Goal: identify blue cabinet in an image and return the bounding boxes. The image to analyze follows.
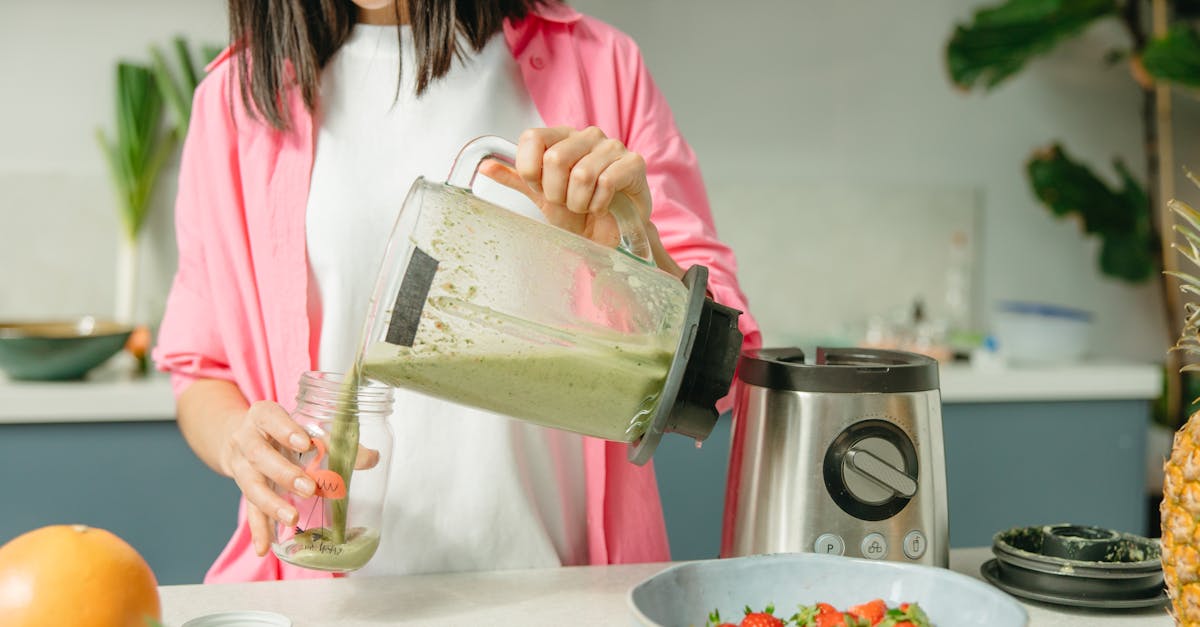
[655,400,1151,560]
[0,398,1152,581]
[1,421,241,585]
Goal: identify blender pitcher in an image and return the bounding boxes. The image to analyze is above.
[358,136,742,463]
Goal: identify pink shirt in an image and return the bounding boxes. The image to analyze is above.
[153,3,761,583]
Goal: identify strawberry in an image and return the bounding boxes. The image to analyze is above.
[792,604,821,626]
[740,605,784,627]
[847,599,887,625]
[814,612,847,627]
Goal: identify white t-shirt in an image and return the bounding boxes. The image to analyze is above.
[305,24,588,575]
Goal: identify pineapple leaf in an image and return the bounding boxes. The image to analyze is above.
[1171,241,1200,268]
[1166,271,1200,291]
[1185,167,1200,190]
[1172,225,1200,256]
[1169,199,1200,236]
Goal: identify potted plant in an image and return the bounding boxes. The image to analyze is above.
[96,37,221,372]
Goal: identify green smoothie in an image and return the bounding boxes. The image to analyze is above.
[275,526,380,572]
[362,336,674,442]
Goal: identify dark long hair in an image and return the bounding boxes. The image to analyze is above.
[227,0,551,129]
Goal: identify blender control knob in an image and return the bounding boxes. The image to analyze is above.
[847,446,917,497]
[823,421,920,521]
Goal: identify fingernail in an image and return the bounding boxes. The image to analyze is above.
[290,434,310,450]
[294,477,315,495]
[277,507,296,524]
[255,541,267,555]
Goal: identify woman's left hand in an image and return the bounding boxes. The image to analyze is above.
[479,126,685,278]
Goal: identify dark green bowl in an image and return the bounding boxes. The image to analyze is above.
[0,318,134,381]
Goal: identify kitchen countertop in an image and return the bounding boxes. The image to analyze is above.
[0,362,1162,424]
[0,372,175,423]
[159,547,1170,626]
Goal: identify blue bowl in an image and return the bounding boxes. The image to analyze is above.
[0,318,134,381]
[629,553,1027,626]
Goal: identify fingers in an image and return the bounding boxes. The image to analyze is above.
[536,127,606,208]
[248,504,271,556]
[233,422,315,498]
[566,139,625,214]
[516,126,573,195]
[248,400,311,453]
[230,455,298,530]
[478,160,539,205]
[516,126,651,222]
[590,152,652,220]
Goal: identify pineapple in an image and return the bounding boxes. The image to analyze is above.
[1161,176,1200,624]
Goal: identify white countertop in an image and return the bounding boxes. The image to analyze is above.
[937,362,1162,404]
[0,362,1162,424]
[0,370,176,424]
[159,548,1170,626]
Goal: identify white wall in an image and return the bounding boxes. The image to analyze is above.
[0,0,1183,362]
[571,0,1181,361]
[0,1,226,322]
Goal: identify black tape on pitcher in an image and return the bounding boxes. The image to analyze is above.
[386,247,439,347]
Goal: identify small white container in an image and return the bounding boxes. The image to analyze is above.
[992,301,1093,365]
[181,611,291,627]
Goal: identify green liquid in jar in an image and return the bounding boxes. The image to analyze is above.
[275,526,381,572]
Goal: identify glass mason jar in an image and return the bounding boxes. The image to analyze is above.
[270,371,394,573]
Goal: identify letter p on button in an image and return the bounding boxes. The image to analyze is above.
[813,533,845,556]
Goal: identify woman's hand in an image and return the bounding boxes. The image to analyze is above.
[478,126,685,278]
[221,401,379,556]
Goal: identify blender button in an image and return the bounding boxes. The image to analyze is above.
[903,530,927,559]
[861,533,888,560]
[813,533,845,556]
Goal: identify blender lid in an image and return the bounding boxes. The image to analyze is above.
[628,265,743,465]
[738,347,939,393]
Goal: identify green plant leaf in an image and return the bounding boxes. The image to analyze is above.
[173,36,200,92]
[1102,232,1157,281]
[150,45,190,137]
[945,0,1119,91]
[1027,145,1138,232]
[1026,143,1157,283]
[1142,23,1200,88]
[98,60,167,240]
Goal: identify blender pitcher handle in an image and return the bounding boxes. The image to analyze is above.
[446,135,655,265]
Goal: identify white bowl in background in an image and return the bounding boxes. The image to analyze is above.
[992,301,1093,365]
[628,553,1027,627]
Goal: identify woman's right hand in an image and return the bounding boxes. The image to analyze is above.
[222,401,316,557]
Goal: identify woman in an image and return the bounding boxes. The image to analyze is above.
[154,0,761,582]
